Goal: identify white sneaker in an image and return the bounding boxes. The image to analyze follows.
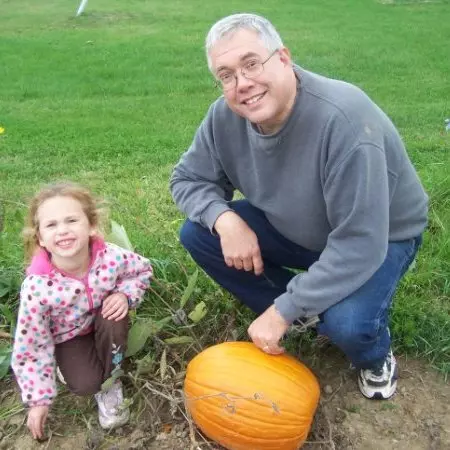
[358,349,398,400]
[94,380,130,429]
[56,366,67,385]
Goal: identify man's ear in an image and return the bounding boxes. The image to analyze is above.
[278,47,292,67]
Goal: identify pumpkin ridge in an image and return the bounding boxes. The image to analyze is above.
[189,351,318,391]
[194,408,306,445]
[185,379,311,422]
[185,366,319,411]
[197,403,313,430]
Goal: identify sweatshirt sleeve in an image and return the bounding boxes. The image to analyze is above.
[11,277,57,407]
[275,144,390,322]
[112,247,153,309]
[170,104,235,232]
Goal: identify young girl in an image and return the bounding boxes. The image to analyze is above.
[11,182,153,440]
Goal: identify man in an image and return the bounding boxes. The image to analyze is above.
[170,13,428,400]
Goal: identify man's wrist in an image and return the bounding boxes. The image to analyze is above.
[273,304,290,326]
[274,295,301,325]
[213,210,236,235]
[203,202,232,233]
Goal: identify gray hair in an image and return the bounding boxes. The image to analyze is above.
[205,13,284,71]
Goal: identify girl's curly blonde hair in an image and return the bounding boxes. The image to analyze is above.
[23,182,106,262]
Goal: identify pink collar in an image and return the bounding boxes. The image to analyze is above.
[27,237,106,276]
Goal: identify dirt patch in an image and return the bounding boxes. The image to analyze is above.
[1,344,449,449]
[307,349,450,449]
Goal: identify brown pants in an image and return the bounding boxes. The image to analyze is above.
[55,314,128,396]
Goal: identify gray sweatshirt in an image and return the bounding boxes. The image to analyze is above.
[170,66,428,322]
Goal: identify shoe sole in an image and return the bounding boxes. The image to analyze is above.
[98,409,130,429]
[358,376,397,400]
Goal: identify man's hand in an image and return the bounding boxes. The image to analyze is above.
[102,293,129,321]
[27,405,49,440]
[248,305,290,354]
[214,211,264,275]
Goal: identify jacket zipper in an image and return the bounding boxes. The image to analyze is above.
[56,252,98,312]
[82,272,94,311]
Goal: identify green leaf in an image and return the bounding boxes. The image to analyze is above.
[188,301,207,323]
[0,304,15,328]
[0,278,14,298]
[101,368,124,391]
[135,354,154,376]
[164,336,194,345]
[0,344,12,380]
[0,362,9,379]
[100,377,113,391]
[180,269,198,308]
[125,317,171,357]
[0,343,12,355]
[107,220,134,251]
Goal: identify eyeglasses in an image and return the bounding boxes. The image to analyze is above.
[215,50,279,91]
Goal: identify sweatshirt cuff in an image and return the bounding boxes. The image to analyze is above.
[28,398,53,408]
[274,292,306,324]
[201,202,233,233]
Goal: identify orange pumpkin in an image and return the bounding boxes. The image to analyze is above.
[184,341,320,450]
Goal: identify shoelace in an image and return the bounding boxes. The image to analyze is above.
[365,359,389,381]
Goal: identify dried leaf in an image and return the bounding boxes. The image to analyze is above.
[160,348,167,381]
[172,308,187,325]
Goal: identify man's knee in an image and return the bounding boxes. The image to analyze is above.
[320,314,379,347]
[179,219,215,255]
[322,320,354,344]
[180,219,200,250]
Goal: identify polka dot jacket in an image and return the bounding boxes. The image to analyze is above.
[11,238,153,407]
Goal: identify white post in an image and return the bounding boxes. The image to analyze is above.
[76,0,89,16]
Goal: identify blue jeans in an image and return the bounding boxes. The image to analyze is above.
[180,200,422,369]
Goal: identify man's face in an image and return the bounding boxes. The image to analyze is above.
[209,29,295,133]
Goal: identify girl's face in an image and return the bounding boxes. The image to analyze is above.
[37,196,95,271]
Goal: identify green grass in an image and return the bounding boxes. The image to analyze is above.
[0,0,449,380]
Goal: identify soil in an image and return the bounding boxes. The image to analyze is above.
[1,343,449,450]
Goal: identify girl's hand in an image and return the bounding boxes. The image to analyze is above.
[27,405,49,440]
[102,293,129,321]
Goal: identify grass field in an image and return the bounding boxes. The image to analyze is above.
[0,0,449,393]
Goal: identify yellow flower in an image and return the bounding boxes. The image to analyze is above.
[0,127,5,134]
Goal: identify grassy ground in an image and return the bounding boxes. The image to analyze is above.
[0,0,449,430]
